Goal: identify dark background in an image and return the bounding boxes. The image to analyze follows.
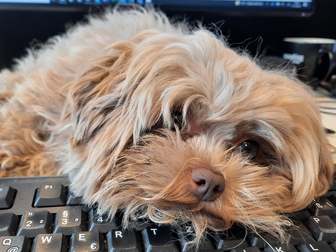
[0,0,335,70]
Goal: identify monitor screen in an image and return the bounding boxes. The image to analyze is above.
[0,0,315,17]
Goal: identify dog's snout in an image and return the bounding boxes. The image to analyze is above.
[191,168,225,201]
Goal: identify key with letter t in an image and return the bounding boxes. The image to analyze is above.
[142,226,179,252]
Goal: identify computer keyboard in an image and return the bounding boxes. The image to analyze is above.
[0,175,336,252]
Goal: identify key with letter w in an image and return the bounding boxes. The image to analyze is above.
[32,233,67,252]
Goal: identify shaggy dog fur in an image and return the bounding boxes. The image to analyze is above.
[0,7,334,246]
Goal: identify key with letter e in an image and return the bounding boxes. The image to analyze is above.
[70,231,103,252]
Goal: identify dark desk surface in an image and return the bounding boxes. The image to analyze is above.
[0,0,336,71]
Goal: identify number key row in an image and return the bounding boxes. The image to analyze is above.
[0,207,119,236]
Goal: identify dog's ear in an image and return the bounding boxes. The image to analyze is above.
[66,31,158,149]
[63,30,169,173]
[67,51,130,149]
[288,113,335,211]
[315,143,335,196]
[67,46,132,147]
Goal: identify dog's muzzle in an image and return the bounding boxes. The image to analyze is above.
[191,168,225,201]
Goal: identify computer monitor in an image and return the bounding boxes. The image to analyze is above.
[0,0,314,17]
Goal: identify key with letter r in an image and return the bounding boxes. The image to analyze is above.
[107,229,139,252]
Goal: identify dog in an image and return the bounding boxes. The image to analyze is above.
[0,6,334,246]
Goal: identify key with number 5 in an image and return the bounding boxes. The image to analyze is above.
[54,207,86,235]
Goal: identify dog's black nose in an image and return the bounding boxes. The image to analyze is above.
[191,168,225,201]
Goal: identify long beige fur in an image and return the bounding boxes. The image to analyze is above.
[0,6,334,246]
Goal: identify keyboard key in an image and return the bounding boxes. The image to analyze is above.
[330,171,336,190]
[0,213,19,236]
[215,224,249,250]
[66,193,83,206]
[195,250,224,252]
[71,231,103,252]
[308,197,336,217]
[34,184,66,207]
[287,218,314,245]
[231,247,261,252]
[247,232,281,248]
[107,229,139,252]
[287,210,311,220]
[142,226,179,252]
[0,186,16,209]
[127,218,155,231]
[297,241,334,252]
[265,244,298,252]
[327,192,336,207]
[32,233,67,252]
[17,211,53,238]
[177,225,215,252]
[88,208,117,233]
[330,240,336,251]
[0,236,31,252]
[177,224,195,252]
[303,215,336,242]
[54,207,86,235]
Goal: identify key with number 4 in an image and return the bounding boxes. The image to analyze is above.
[89,208,117,233]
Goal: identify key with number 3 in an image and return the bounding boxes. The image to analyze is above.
[54,207,86,235]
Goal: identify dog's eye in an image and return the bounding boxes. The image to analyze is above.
[237,140,259,159]
[171,110,183,130]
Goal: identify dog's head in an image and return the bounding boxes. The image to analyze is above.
[59,10,334,244]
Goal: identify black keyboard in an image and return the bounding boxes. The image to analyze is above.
[0,176,336,252]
